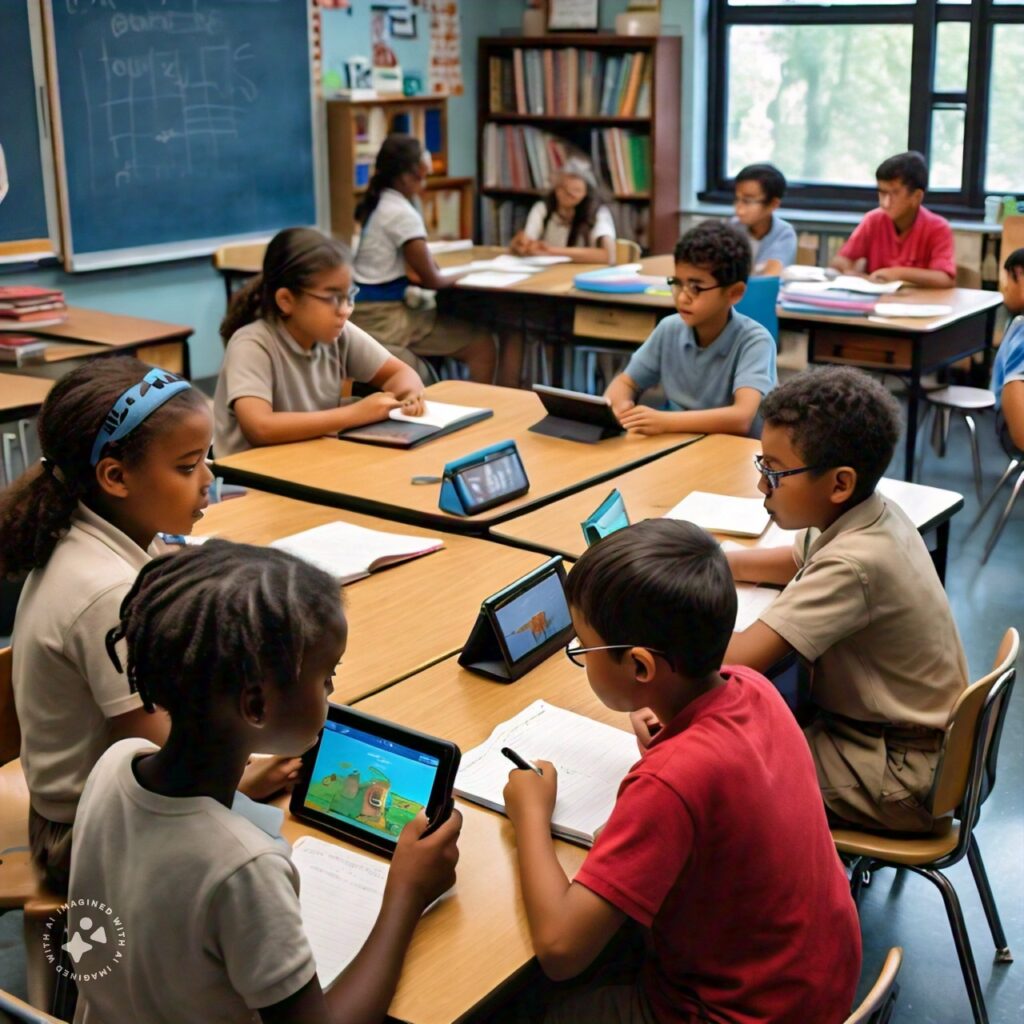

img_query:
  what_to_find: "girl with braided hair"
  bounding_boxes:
[69,541,461,1024]
[0,357,298,894]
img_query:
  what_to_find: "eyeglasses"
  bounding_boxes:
[565,640,668,668]
[733,195,768,208]
[302,287,360,310]
[753,454,823,492]
[666,277,724,299]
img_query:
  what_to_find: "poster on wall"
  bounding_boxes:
[371,6,404,92]
[426,0,463,96]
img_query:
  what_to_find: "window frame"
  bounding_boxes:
[703,0,1024,217]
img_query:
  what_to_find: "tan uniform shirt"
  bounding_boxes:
[213,317,390,457]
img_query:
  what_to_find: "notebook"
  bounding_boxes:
[339,400,492,448]
[270,521,443,584]
[734,583,779,632]
[664,491,771,538]
[454,700,638,846]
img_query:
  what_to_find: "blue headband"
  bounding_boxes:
[90,368,192,466]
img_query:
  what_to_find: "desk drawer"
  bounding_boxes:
[810,331,912,371]
[573,305,656,343]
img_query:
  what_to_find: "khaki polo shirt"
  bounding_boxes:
[213,317,391,456]
[759,492,968,730]
[12,504,151,823]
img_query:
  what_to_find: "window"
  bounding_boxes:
[705,1,1024,214]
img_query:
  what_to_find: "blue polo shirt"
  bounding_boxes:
[731,214,798,268]
[993,315,1024,410]
[624,310,777,431]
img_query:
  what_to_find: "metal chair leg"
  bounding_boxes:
[963,413,984,503]
[916,867,989,1024]
[968,836,1013,963]
[971,458,1021,530]
[981,465,1024,564]
[939,407,951,458]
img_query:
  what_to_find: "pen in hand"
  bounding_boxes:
[501,746,543,776]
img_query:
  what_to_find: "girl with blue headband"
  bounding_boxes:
[0,357,300,894]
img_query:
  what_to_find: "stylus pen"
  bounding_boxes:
[501,746,543,776]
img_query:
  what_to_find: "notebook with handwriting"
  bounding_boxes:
[454,700,638,847]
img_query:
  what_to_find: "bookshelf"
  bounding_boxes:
[325,95,474,245]
[477,35,680,253]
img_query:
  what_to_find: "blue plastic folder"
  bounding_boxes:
[581,489,630,546]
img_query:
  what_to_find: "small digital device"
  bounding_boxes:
[530,384,624,443]
[459,557,575,682]
[290,706,460,858]
[438,440,530,516]
[580,489,630,547]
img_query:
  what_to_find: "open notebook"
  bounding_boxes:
[664,491,772,538]
[270,521,443,585]
[455,700,638,847]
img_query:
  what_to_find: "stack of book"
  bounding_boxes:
[780,277,903,316]
[0,286,69,327]
[0,334,49,365]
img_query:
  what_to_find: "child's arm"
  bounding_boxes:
[725,545,800,586]
[503,763,627,981]
[259,811,462,1024]
[616,386,763,437]
[869,266,955,288]
[232,393,403,447]
[368,356,425,416]
[401,238,458,290]
[605,372,639,417]
[723,620,793,675]
[1003,379,1024,451]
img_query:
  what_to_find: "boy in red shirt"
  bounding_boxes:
[832,150,955,288]
[502,519,861,1024]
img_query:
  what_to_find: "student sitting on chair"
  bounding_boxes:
[605,221,777,437]
[69,541,462,1024]
[723,366,969,833]
[509,159,617,265]
[351,133,497,385]
[831,151,956,288]
[993,247,1024,451]
[215,227,425,457]
[731,162,797,274]
[502,519,860,1024]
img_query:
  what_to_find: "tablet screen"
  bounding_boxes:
[456,449,527,506]
[492,569,573,663]
[302,719,441,842]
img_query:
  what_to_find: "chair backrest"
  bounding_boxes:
[980,627,1020,803]
[210,241,266,274]
[955,263,982,289]
[1000,215,1024,276]
[735,275,781,344]
[0,988,64,1023]
[615,238,642,264]
[844,947,903,1024]
[0,649,20,768]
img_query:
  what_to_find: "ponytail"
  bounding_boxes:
[355,133,424,226]
[219,274,265,344]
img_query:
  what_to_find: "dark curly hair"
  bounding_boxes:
[106,539,345,719]
[565,518,736,680]
[876,151,929,193]
[735,163,787,203]
[673,221,752,286]
[760,366,901,504]
[0,357,208,578]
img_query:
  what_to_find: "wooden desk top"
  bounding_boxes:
[193,489,546,703]
[212,381,698,532]
[20,307,193,347]
[0,374,53,417]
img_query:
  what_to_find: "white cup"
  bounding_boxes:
[984,196,1002,223]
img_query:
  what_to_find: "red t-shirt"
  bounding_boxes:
[575,666,861,1024]
[837,206,955,278]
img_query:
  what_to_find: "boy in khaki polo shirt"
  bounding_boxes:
[723,366,968,832]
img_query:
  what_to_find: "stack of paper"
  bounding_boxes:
[664,491,771,538]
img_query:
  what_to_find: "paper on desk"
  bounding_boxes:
[871,303,952,319]
[427,239,474,254]
[389,399,488,428]
[455,271,533,289]
[734,583,779,632]
[664,491,771,538]
[831,276,904,295]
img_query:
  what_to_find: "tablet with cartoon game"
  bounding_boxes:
[290,707,460,858]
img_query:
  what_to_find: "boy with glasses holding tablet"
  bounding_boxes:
[604,222,777,437]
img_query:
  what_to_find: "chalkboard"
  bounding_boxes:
[0,0,56,260]
[46,0,317,270]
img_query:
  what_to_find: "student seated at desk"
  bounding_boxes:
[509,158,617,265]
[831,151,956,288]
[214,227,425,458]
[731,162,798,274]
[69,541,462,1024]
[501,519,860,1024]
[724,366,969,833]
[605,221,777,437]
[351,133,497,385]
[993,247,1024,451]
[0,359,294,896]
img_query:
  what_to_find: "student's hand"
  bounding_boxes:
[387,809,462,908]
[396,391,426,416]
[509,231,531,256]
[869,267,902,283]
[353,391,403,426]
[610,399,636,425]
[503,760,557,828]
[629,708,662,753]
[526,239,552,255]
[239,755,303,801]
[618,405,667,436]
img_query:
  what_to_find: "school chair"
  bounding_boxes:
[918,386,995,501]
[834,627,1019,1024]
[972,423,1024,565]
[0,988,63,1024]
[614,238,642,264]
[211,241,266,304]
[735,275,781,346]
[844,947,903,1024]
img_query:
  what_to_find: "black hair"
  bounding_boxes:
[220,227,351,343]
[354,133,423,227]
[106,539,345,718]
[760,366,901,504]
[673,221,752,286]
[735,163,787,203]
[0,357,207,578]
[543,165,602,248]
[1005,247,1024,278]
[876,151,929,193]
[564,519,737,681]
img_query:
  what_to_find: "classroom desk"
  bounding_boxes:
[282,653,626,1024]
[211,381,699,535]
[490,434,964,583]
[192,489,548,703]
[0,374,53,422]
